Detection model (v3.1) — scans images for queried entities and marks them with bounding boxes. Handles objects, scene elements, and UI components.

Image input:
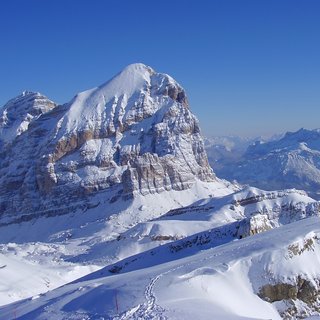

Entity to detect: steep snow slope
[3,217,320,319]
[217,128,320,198]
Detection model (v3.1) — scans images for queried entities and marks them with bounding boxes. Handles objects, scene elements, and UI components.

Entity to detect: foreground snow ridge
[1,186,320,319]
[1,64,320,319]
[3,217,320,319]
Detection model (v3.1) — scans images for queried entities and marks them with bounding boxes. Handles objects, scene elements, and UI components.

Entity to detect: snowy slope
[0,179,235,305]
[55,63,178,136]
[2,217,320,319]
[0,249,99,306]
[217,128,320,198]
[0,183,317,308]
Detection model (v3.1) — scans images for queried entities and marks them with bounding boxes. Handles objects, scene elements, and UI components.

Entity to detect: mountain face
[0,63,214,223]
[215,128,320,198]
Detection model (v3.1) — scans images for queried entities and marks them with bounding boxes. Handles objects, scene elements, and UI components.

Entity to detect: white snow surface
[0,182,318,318]
[2,216,320,319]
[0,179,234,306]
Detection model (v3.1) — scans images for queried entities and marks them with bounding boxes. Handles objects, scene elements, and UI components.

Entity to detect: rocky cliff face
[0,63,215,222]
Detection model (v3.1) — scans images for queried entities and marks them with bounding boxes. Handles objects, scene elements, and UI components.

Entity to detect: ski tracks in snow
[113,242,240,320]
[115,272,167,320]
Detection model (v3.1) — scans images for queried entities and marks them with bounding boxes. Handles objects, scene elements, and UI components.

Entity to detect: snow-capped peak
[58,63,186,136]
[114,62,155,78]
[2,66,320,320]
[0,91,56,145]
[97,62,155,97]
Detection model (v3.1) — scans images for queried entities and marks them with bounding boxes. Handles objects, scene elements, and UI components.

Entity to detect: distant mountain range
[204,133,284,170]
[208,128,320,199]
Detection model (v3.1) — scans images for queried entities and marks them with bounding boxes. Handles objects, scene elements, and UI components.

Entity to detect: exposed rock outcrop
[259,278,320,319]
[237,214,273,238]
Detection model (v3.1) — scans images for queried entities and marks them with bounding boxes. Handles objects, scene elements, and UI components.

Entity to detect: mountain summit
[0,63,215,223]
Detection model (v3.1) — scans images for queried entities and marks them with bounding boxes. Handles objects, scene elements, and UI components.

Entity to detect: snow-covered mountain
[0,63,215,225]
[1,64,320,319]
[217,128,320,199]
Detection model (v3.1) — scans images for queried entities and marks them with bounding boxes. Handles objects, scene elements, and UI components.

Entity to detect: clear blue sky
[1,0,320,137]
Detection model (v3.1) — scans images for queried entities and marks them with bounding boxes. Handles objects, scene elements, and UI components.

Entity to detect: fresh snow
[0,251,100,306]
